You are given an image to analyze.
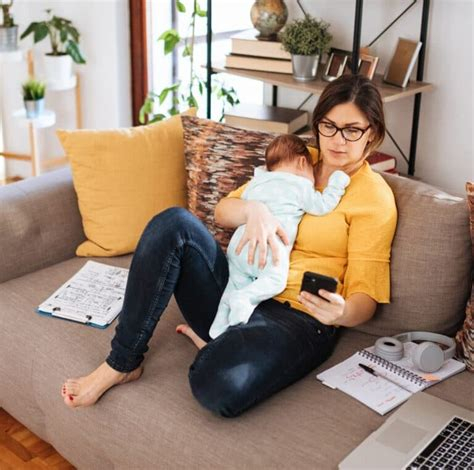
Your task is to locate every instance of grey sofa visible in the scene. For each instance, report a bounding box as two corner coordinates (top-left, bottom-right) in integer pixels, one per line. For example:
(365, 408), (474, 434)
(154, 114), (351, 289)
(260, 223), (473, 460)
(0, 167), (472, 469)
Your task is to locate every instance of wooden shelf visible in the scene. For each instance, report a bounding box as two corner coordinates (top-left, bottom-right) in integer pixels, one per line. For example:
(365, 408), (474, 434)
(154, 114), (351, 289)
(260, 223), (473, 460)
(212, 62), (434, 104)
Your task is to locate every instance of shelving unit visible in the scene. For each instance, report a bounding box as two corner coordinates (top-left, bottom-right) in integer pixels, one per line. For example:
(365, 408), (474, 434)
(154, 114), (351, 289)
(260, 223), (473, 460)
(211, 63), (434, 104)
(0, 49), (81, 179)
(205, 0), (433, 176)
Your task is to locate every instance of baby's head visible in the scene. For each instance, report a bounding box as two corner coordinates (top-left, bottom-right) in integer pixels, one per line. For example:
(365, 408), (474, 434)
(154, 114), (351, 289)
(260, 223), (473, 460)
(265, 134), (314, 183)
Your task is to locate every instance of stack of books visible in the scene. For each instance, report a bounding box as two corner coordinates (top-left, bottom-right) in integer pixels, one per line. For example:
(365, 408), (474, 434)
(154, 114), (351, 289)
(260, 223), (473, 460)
(225, 29), (292, 74)
(225, 103), (309, 134)
(367, 152), (398, 174)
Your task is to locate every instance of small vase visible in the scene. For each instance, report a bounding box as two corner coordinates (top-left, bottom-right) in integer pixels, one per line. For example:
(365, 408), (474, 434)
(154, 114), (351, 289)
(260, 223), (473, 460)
(291, 54), (320, 81)
(0, 25), (18, 52)
(250, 0), (288, 41)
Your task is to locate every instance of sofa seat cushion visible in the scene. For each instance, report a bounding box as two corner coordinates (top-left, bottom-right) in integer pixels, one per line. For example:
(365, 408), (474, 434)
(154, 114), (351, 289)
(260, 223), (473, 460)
(1, 257), (473, 469)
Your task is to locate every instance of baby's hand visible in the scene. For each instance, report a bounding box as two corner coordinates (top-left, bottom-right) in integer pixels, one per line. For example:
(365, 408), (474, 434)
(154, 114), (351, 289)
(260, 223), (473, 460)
(329, 171), (350, 189)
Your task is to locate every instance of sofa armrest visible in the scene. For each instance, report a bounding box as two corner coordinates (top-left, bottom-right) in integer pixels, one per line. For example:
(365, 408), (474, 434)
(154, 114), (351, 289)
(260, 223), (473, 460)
(0, 168), (86, 283)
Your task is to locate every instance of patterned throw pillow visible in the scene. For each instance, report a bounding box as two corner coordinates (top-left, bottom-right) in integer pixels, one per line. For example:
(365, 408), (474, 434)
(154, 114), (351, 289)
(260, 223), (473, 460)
(455, 182), (474, 371)
(182, 115), (314, 250)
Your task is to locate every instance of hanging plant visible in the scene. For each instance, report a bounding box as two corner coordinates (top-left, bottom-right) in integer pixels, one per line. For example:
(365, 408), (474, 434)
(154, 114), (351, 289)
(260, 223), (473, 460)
(139, 0), (239, 124)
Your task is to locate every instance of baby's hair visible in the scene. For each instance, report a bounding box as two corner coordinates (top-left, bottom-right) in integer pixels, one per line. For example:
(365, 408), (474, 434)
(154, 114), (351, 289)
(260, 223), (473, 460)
(265, 134), (312, 171)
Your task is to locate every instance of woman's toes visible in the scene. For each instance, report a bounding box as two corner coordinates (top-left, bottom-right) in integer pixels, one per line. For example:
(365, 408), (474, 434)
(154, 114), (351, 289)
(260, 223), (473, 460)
(64, 395), (76, 408)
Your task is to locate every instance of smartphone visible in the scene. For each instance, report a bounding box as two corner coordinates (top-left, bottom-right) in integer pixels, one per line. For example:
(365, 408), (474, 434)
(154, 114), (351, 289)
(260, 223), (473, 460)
(300, 271), (338, 298)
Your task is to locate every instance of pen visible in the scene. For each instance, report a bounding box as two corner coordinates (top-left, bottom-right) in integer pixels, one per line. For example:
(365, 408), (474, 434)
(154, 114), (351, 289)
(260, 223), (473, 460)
(358, 363), (413, 393)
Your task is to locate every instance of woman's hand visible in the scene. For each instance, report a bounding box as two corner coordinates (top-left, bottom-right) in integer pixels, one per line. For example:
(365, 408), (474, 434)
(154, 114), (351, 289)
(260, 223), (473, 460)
(235, 200), (290, 269)
(297, 289), (346, 326)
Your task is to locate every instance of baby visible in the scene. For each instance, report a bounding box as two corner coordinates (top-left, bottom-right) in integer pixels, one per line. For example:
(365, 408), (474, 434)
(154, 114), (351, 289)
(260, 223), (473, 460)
(209, 134), (350, 339)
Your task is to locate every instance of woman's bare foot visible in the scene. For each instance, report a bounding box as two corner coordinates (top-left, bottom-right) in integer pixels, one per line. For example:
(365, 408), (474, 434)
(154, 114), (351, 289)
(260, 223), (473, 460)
(176, 323), (207, 350)
(61, 361), (143, 408)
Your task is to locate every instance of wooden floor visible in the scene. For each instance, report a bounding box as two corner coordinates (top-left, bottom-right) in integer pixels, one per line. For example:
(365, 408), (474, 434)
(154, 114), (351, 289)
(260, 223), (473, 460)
(0, 408), (75, 469)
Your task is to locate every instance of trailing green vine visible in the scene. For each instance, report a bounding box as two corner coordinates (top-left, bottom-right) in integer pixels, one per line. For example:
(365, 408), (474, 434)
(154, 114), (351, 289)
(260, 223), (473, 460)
(139, 0), (239, 124)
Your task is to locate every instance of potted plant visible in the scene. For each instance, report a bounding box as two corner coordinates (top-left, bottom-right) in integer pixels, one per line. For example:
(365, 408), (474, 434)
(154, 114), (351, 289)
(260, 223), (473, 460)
(279, 15), (332, 81)
(20, 9), (86, 87)
(22, 77), (46, 118)
(0, 0), (18, 52)
(139, 1), (239, 124)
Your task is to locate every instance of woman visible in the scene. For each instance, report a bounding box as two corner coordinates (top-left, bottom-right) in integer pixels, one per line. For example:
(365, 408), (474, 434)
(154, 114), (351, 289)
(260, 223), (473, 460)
(61, 75), (397, 417)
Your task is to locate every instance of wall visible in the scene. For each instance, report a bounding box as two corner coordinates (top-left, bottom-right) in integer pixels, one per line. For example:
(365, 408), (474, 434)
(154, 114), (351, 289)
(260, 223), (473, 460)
(1, 0), (472, 194)
(0, 0), (131, 179)
(265, 0), (473, 196)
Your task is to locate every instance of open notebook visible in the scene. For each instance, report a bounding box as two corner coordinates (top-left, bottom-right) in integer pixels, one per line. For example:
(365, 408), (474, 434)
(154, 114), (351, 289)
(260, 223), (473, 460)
(36, 261), (129, 328)
(317, 342), (466, 415)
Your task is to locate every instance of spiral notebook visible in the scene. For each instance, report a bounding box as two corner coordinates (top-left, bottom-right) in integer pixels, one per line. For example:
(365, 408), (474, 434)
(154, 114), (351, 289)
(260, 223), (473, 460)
(317, 342), (466, 415)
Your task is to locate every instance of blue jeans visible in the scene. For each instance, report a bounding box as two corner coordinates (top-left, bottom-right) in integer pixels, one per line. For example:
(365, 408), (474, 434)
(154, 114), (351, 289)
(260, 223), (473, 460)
(106, 208), (338, 418)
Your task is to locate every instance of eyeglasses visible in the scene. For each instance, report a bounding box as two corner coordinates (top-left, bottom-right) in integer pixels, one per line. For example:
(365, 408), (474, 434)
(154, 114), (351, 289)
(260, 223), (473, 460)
(317, 121), (371, 142)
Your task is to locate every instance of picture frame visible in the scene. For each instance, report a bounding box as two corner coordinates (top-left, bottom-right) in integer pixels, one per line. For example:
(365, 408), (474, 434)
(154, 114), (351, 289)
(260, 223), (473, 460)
(323, 49), (380, 82)
(358, 53), (379, 80)
(342, 56), (362, 76)
(322, 48), (352, 82)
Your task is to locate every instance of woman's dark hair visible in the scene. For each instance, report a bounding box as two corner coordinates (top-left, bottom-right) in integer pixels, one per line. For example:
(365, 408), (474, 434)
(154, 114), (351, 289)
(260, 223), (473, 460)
(312, 74), (385, 156)
(265, 134), (312, 171)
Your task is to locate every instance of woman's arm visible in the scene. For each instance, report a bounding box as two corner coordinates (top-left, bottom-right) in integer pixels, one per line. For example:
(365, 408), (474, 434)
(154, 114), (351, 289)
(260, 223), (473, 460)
(297, 290), (377, 327)
(214, 198), (253, 229)
(338, 292), (377, 327)
(214, 198), (290, 269)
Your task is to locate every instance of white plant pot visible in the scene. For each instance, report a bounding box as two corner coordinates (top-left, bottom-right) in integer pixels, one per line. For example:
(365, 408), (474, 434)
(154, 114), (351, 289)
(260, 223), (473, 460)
(43, 54), (73, 87)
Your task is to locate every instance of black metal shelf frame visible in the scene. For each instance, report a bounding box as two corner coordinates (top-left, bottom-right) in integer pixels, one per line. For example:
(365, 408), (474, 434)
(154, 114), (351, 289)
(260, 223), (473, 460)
(205, 0), (431, 176)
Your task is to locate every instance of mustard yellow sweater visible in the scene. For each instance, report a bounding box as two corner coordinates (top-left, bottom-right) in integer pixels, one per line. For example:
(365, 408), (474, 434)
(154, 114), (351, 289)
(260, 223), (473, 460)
(225, 148), (398, 316)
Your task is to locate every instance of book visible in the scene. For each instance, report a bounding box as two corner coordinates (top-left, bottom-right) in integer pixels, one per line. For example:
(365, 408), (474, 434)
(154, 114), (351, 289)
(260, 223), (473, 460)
(36, 261), (129, 328)
(225, 53), (292, 74)
(366, 151), (397, 172)
(384, 38), (422, 88)
(230, 29), (291, 60)
(225, 103), (309, 134)
(316, 342), (466, 415)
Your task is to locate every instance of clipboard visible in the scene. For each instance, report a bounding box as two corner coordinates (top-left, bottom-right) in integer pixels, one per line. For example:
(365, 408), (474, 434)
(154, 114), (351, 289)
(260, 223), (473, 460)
(36, 261), (129, 328)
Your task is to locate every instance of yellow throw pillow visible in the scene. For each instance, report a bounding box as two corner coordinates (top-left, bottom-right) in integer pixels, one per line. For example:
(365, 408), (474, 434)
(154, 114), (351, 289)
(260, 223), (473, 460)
(57, 109), (196, 257)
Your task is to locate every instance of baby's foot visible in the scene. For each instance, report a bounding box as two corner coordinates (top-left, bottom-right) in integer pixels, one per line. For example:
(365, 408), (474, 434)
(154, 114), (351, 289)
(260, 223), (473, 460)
(61, 361), (143, 408)
(176, 324), (207, 350)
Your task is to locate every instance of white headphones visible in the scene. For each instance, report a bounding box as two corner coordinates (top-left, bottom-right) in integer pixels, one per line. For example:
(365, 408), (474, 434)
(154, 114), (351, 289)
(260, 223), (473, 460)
(374, 332), (456, 373)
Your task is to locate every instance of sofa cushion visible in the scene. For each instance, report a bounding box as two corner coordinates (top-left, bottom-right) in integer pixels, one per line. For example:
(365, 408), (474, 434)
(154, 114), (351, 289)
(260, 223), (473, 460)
(1, 256), (472, 468)
(57, 109), (195, 258)
(455, 182), (474, 370)
(182, 116), (275, 250)
(182, 116), (314, 250)
(0, 167), (85, 283)
(355, 173), (472, 337)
